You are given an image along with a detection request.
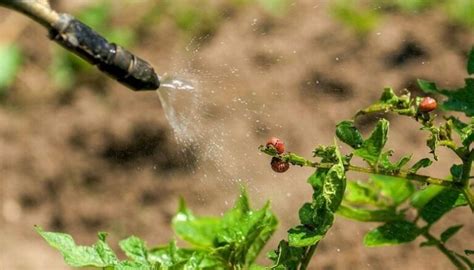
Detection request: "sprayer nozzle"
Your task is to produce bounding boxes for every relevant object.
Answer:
[50,14,160,91]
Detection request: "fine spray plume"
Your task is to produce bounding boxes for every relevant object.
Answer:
[0,0,160,91]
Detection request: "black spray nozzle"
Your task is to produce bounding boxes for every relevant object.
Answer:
[49,14,160,91]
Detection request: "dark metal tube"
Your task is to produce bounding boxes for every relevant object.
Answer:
[49,14,160,91]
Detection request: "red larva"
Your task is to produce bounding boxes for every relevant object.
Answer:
[266,137,285,154]
[419,97,437,112]
[271,157,290,173]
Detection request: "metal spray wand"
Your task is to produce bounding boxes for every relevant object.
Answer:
[0,0,160,91]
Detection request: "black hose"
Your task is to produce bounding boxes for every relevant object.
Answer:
[49,14,159,91]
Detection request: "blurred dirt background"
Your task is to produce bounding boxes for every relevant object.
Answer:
[1,0,473,269]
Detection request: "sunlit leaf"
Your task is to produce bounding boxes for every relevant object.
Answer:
[354,119,389,167]
[36,226,118,268]
[336,120,364,149]
[337,205,401,222]
[411,185,445,209]
[371,175,415,206]
[0,44,22,92]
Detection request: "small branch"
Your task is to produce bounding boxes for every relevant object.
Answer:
[260,147,457,189]
[422,231,468,270]
[299,243,318,270]
[460,151,474,212]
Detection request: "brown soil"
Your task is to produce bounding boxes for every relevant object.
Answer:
[1,1,473,269]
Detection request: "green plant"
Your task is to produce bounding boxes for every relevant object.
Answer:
[38,48,474,269]
[0,43,22,98]
[37,187,277,269]
[330,0,474,34]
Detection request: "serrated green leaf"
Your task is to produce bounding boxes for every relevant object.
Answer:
[36,226,118,268]
[173,187,277,267]
[363,221,420,247]
[420,188,464,224]
[119,236,150,265]
[336,120,364,149]
[411,185,445,209]
[409,158,433,174]
[337,205,401,222]
[354,119,389,167]
[371,175,415,206]
[379,151,411,172]
[0,44,22,92]
[440,225,463,243]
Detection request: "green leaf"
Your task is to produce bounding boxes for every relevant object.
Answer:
[417,79,439,93]
[450,164,463,182]
[466,249,474,255]
[442,79,474,116]
[172,198,221,248]
[411,185,445,209]
[336,120,364,149]
[418,77,474,117]
[354,119,389,167]
[36,226,118,268]
[409,158,433,173]
[288,225,324,247]
[323,162,347,212]
[173,187,277,267]
[420,188,464,224]
[440,225,463,243]
[371,175,415,206]
[363,221,420,247]
[468,47,474,75]
[454,193,468,207]
[419,239,437,247]
[298,203,315,226]
[447,116,473,147]
[0,44,22,92]
[378,151,411,172]
[119,236,150,265]
[269,240,305,270]
[337,205,401,222]
[343,181,379,206]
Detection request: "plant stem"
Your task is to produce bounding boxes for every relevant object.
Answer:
[345,165,454,187]
[460,150,474,211]
[422,231,467,270]
[299,243,318,270]
[260,148,456,189]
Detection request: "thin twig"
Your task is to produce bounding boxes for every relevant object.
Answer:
[422,231,468,270]
[299,243,318,270]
